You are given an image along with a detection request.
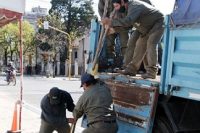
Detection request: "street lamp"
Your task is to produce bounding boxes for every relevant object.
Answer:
[40,21,73,80]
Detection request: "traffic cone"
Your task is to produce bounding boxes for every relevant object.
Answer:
[7,103,21,133]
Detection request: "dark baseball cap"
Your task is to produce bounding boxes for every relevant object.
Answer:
[80,73,95,87]
[49,87,61,105]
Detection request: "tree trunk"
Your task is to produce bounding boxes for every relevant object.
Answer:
[4,48,8,65]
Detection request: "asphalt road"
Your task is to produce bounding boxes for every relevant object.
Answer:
[0,75,84,133]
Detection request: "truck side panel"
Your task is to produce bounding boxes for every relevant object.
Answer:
[163,25,200,101]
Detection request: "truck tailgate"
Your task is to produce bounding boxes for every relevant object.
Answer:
[102,74,159,133]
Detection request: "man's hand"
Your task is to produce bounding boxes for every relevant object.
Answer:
[101,17,111,26]
[107,27,115,35]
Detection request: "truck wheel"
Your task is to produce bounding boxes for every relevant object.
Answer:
[153,117,174,133]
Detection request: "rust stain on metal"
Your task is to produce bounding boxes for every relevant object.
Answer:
[102,79,159,129]
[116,111,145,128]
[113,99,137,108]
[105,80,155,108]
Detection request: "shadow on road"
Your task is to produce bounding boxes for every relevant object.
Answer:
[0,83,7,86]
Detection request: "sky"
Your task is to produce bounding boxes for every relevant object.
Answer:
[26,0,175,15]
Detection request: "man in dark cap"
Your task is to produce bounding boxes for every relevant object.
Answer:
[39,87,75,133]
[102,0,164,79]
[73,73,118,133]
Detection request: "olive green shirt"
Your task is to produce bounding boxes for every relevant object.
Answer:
[73,81,116,124]
[111,0,164,35]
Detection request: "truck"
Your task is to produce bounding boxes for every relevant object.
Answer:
[83,0,200,133]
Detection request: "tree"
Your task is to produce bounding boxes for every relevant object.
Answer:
[49,0,96,37]
[0,21,35,65]
[0,28,10,65]
[36,13,68,56]
[0,23,18,65]
[21,21,35,56]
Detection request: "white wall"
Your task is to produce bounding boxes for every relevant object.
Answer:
[75,32,90,74]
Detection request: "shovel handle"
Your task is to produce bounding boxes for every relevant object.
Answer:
[70,121,77,133]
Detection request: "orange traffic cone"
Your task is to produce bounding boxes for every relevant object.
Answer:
[7,103,21,133]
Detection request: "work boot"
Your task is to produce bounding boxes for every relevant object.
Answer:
[141,73,156,79]
[113,65,126,72]
[117,69,136,76]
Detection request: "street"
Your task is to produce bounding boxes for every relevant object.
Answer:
[0,75,84,133]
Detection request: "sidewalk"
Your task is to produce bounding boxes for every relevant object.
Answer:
[0,94,41,133]
[0,76,39,132]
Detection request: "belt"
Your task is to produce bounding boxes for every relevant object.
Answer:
[87,120,116,126]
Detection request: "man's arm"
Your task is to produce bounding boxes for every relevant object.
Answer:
[111,3,142,27]
[73,95,85,120]
[65,92,75,112]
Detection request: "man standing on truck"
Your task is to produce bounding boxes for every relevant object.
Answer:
[123,0,152,67]
[39,87,75,133]
[102,0,164,79]
[73,73,118,133]
[98,0,129,68]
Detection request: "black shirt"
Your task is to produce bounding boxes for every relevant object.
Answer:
[40,89,75,126]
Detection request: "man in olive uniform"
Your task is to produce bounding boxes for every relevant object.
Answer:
[102,0,164,79]
[98,0,129,65]
[73,73,118,133]
[123,0,153,68]
[39,87,75,133]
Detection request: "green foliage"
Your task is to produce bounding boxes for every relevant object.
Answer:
[35,13,68,62]
[36,13,68,49]
[22,21,36,54]
[49,0,95,37]
[39,42,52,51]
[38,27,45,34]
[35,0,96,63]
[0,21,35,59]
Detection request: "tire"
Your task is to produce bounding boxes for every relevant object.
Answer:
[153,117,174,133]
[13,76,16,86]
[8,76,16,86]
